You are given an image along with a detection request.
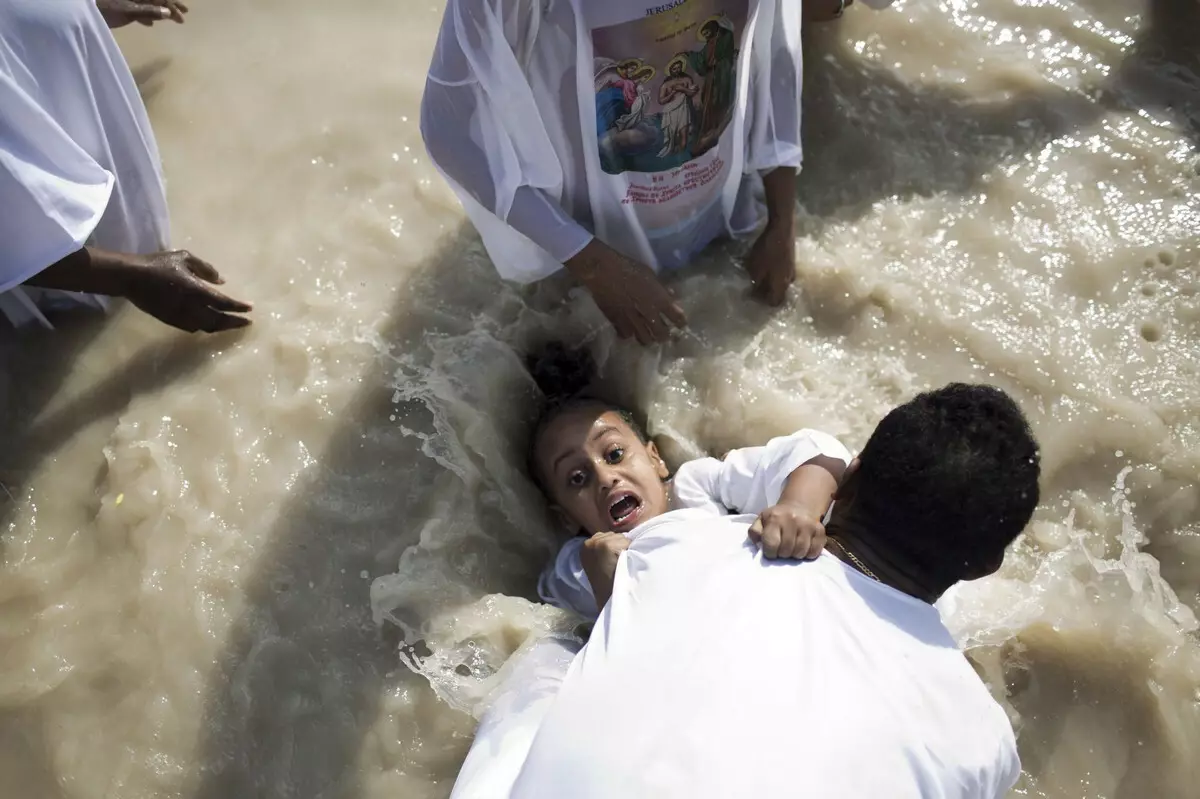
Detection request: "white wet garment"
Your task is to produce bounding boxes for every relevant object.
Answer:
[537,427,854,618]
[421,0,808,283]
[0,0,169,328]
[511,529,1021,799]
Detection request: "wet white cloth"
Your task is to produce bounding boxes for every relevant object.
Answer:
[510,525,1021,799]
[536,428,854,619]
[421,0,806,283]
[0,0,170,328]
[454,426,1020,799]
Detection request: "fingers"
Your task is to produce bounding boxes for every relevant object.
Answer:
[181,251,221,283]
[189,281,253,313]
[180,254,254,313]
[165,0,189,22]
[662,293,688,328]
[768,269,794,307]
[759,520,781,560]
[118,2,174,24]
[801,524,828,560]
[193,307,252,334]
[748,517,763,546]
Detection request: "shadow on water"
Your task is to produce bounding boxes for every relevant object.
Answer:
[0,312,240,541]
[1108,0,1200,150]
[0,312,243,799]
[189,227,556,799]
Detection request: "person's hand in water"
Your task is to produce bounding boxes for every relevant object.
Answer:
[97,0,187,28]
[746,223,796,307]
[565,239,687,346]
[747,166,798,306]
[749,502,827,560]
[24,246,252,334]
[581,531,631,610]
[120,250,252,333]
[805,0,853,22]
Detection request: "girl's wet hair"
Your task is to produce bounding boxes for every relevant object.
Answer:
[525,343,648,490]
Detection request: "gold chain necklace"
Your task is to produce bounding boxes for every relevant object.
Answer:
[829,539,880,582]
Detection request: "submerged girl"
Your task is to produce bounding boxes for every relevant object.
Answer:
[524,345,851,614]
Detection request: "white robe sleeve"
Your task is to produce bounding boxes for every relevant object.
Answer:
[674,429,853,517]
[0,69,113,293]
[536,537,598,620]
[421,0,592,281]
[744,0,804,174]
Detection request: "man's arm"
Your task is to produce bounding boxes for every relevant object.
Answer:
[22,246,132,294]
[24,246,251,333]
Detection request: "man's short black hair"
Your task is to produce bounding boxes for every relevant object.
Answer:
[853,383,1040,585]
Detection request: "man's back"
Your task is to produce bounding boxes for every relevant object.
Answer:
[510,513,1020,798]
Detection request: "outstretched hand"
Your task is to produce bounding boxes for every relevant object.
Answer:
[97,0,188,28]
[565,239,687,346]
[121,250,252,333]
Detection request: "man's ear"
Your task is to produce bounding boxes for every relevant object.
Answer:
[833,458,861,501]
[647,441,670,480]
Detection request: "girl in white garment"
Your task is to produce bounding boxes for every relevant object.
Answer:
[422,0,891,346]
[0,0,251,333]
[450,373,1038,799]
[524,344,846,615]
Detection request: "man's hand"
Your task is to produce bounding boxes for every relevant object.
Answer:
[749,502,827,560]
[565,240,687,346]
[746,222,795,307]
[120,250,252,333]
[805,0,852,23]
[581,531,631,610]
[97,0,188,29]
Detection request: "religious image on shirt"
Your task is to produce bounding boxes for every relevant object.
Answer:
[592,0,747,177]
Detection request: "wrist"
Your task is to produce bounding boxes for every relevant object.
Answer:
[564,238,610,283]
[775,497,823,519]
[86,248,143,297]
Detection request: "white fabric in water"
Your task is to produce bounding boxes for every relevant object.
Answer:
[512,520,1021,798]
[0,0,169,328]
[421,0,806,283]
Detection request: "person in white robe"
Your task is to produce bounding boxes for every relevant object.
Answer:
[0,0,251,333]
[450,382,1040,799]
[421,0,895,346]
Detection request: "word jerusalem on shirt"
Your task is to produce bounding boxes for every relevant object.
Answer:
[646,0,691,15]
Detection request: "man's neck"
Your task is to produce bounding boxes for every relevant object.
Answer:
[824,518,941,604]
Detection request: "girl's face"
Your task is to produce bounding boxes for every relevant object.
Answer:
[534,406,671,536]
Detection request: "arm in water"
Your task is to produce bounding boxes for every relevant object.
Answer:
[25,246,252,333]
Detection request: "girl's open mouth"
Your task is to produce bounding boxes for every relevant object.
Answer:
[608,491,643,529]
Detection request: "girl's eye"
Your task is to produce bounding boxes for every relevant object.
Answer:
[567,470,588,488]
[605,447,624,464]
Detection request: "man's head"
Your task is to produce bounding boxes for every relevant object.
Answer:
[530,400,671,536]
[832,384,1040,590]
